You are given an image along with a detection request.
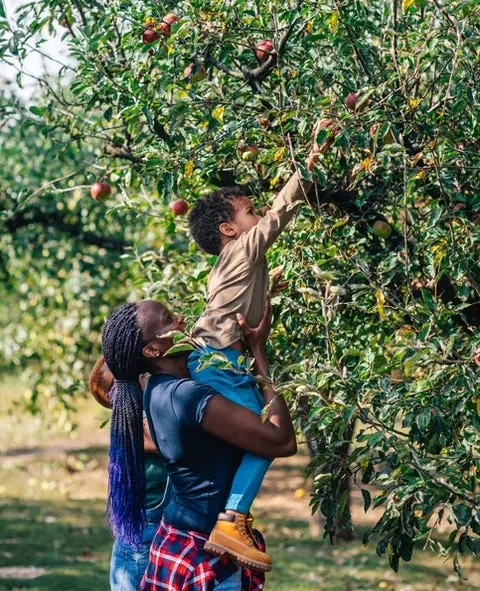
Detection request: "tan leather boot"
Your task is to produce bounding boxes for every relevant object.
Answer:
[204,510,272,572]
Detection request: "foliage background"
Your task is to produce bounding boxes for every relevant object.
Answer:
[1,0,479,575]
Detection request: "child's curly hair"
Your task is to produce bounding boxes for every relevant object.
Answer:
[188,186,246,255]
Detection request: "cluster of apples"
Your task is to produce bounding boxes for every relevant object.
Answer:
[143,13,179,45]
[345,91,396,145]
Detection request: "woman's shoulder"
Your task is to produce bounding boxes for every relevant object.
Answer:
[148,374,215,396]
[147,375,217,423]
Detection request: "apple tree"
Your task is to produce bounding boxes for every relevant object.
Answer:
[1,0,479,573]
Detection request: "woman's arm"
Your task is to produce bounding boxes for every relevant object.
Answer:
[201,390,297,458]
[201,298,297,458]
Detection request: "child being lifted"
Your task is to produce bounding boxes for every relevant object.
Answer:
[187,120,337,572]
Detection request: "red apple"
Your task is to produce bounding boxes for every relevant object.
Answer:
[156,22,171,37]
[163,13,179,25]
[171,199,189,216]
[346,92,360,111]
[184,63,207,82]
[143,29,160,44]
[372,220,392,239]
[258,116,270,128]
[255,40,274,63]
[90,182,112,201]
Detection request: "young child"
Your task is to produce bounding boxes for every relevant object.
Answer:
[187,123,336,571]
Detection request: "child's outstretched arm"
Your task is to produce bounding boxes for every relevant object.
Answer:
[240,119,338,263]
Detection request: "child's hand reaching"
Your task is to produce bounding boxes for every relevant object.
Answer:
[307,118,340,171]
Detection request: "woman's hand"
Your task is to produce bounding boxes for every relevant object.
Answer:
[236,294,272,356]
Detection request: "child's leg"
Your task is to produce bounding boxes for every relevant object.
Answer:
[188,346,274,570]
[188,347,272,514]
[225,452,271,513]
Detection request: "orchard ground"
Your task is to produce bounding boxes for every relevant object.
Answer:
[0,376,478,591]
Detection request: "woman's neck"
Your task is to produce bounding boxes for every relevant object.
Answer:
[150,355,190,379]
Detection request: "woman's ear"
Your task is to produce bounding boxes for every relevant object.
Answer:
[142,342,163,359]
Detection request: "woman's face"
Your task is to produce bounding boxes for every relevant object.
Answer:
[138,300,186,358]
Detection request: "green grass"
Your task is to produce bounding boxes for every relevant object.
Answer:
[0,497,111,591]
[1,376,479,590]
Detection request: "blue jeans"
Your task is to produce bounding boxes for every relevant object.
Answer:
[214,568,242,590]
[110,522,158,591]
[188,346,272,514]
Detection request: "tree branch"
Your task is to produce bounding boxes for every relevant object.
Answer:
[207,17,301,91]
[5,208,130,252]
[247,16,301,83]
[104,143,143,164]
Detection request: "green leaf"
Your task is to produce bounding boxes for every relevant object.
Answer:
[29,106,47,117]
[164,343,195,356]
[320,497,335,517]
[361,463,374,484]
[453,554,466,579]
[453,503,471,526]
[361,489,371,513]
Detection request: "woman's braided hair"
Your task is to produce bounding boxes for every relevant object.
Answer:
[102,302,150,548]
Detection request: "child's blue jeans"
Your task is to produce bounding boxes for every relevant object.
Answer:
[187,345,272,514]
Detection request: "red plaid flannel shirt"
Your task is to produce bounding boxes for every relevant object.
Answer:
[140,518,266,591]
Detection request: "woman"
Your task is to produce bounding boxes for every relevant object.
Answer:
[101,298,296,589]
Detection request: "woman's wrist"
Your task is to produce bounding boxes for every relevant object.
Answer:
[251,347,269,375]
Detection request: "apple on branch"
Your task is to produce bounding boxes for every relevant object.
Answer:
[163,13,179,25]
[90,182,112,202]
[255,40,274,63]
[155,22,171,37]
[143,29,160,44]
[346,91,372,112]
[372,220,392,239]
[170,199,189,216]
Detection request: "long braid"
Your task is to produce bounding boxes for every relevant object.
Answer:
[102,303,149,548]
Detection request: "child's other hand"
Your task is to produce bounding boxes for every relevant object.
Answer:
[236,294,272,354]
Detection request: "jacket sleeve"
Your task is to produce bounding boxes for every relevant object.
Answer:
[239,172,312,264]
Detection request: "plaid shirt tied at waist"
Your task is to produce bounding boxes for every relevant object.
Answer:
[140,518,266,591]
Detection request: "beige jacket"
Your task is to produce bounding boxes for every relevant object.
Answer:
[192,172,311,349]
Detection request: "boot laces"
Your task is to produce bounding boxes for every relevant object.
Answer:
[238,515,254,547]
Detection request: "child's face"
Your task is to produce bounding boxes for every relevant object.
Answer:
[229,196,262,236]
